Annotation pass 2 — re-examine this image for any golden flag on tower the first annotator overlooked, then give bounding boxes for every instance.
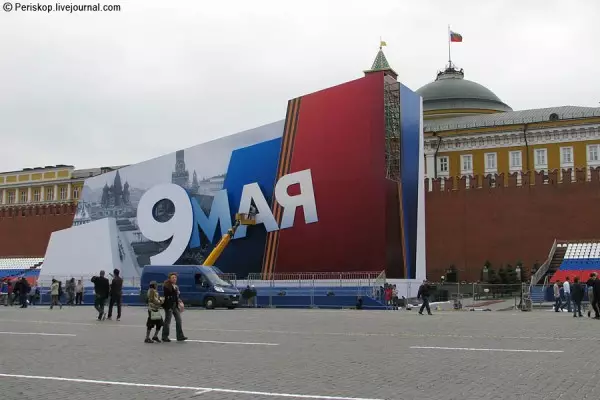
[380,40,387,47]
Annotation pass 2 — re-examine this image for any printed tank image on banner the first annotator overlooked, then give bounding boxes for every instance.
[42,71,426,281]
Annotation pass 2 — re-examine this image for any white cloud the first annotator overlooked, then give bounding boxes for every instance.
[0,0,598,171]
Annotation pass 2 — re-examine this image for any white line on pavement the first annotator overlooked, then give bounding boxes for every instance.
[0,331,76,337]
[0,373,384,400]
[2,318,599,342]
[186,339,279,346]
[410,346,564,353]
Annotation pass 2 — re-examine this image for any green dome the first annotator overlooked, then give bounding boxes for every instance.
[416,67,512,113]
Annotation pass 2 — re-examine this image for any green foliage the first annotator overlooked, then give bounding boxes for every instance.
[498,266,508,284]
[505,264,518,284]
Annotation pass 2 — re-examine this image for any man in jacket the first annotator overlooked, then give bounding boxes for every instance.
[91,270,110,320]
[587,273,597,318]
[571,276,585,318]
[107,269,123,321]
[18,277,30,308]
[592,273,600,320]
[417,279,432,315]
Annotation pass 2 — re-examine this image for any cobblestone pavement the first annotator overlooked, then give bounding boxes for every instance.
[1,306,599,400]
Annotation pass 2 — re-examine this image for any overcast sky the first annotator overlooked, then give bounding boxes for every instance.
[1,0,598,172]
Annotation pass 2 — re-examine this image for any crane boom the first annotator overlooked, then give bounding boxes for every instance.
[202,212,256,267]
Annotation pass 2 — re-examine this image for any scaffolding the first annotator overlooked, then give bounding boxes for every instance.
[384,81,401,182]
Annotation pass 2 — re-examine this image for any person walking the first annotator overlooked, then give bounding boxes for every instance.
[91,270,110,321]
[75,280,84,305]
[49,279,62,309]
[563,277,572,313]
[145,281,164,343]
[66,278,76,306]
[587,273,597,318]
[417,279,432,315]
[161,273,187,342]
[571,276,584,318]
[0,280,7,306]
[107,269,123,321]
[593,273,600,320]
[17,277,30,308]
[553,280,563,312]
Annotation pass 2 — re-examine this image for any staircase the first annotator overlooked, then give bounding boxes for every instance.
[543,245,567,282]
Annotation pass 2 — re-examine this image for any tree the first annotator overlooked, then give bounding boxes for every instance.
[488,266,500,284]
[505,264,518,284]
[498,266,508,284]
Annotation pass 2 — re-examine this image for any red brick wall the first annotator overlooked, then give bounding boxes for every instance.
[425,168,600,282]
[0,204,75,257]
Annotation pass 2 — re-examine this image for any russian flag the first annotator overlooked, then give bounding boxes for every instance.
[450,31,463,43]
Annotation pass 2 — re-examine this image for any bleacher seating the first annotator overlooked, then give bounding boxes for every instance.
[551,242,600,282]
[0,257,43,282]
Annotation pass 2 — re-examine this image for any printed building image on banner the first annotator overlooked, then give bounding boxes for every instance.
[42,71,426,280]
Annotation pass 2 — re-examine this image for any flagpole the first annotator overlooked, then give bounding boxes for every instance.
[447,24,452,68]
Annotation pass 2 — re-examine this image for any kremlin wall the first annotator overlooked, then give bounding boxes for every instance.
[2,47,600,282]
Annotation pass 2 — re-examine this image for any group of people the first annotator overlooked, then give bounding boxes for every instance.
[0,277,38,308]
[87,269,186,343]
[144,272,187,343]
[48,278,85,309]
[90,269,123,320]
[553,273,600,318]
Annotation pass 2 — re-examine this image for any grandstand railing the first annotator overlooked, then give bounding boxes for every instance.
[531,239,558,285]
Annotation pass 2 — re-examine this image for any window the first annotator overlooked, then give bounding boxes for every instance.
[7,191,15,204]
[46,188,53,201]
[20,190,27,203]
[534,148,548,169]
[485,152,497,172]
[73,187,80,199]
[560,147,573,167]
[509,151,522,169]
[60,186,67,200]
[461,154,473,173]
[437,156,449,175]
[588,144,599,164]
[33,188,40,202]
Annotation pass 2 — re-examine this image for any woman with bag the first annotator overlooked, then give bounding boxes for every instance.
[161,273,187,342]
[145,281,164,343]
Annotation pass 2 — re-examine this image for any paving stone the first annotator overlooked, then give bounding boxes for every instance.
[0,306,598,399]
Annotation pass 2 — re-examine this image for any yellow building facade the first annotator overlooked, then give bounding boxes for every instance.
[0,165,122,208]
[0,165,83,207]
[416,66,600,182]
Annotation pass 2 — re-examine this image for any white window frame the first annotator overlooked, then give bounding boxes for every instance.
[509,150,522,171]
[60,186,67,200]
[460,154,473,174]
[19,190,27,203]
[560,146,574,168]
[587,144,600,166]
[534,148,548,170]
[437,156,449,176]
[7,191,15,204]
[46,188,53,201]
[484,152,497,174]
[33,189,40,202]
[73,187,80,199]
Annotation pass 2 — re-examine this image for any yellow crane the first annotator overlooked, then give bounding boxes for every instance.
[202,211,257,267]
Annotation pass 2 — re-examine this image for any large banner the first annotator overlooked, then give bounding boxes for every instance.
[42,73,426,280]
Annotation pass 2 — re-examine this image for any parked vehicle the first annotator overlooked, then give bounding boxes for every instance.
[140,265,240,309]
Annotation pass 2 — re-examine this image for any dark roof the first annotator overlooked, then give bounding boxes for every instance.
[424,106,600,132]
[416,67,512,113]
